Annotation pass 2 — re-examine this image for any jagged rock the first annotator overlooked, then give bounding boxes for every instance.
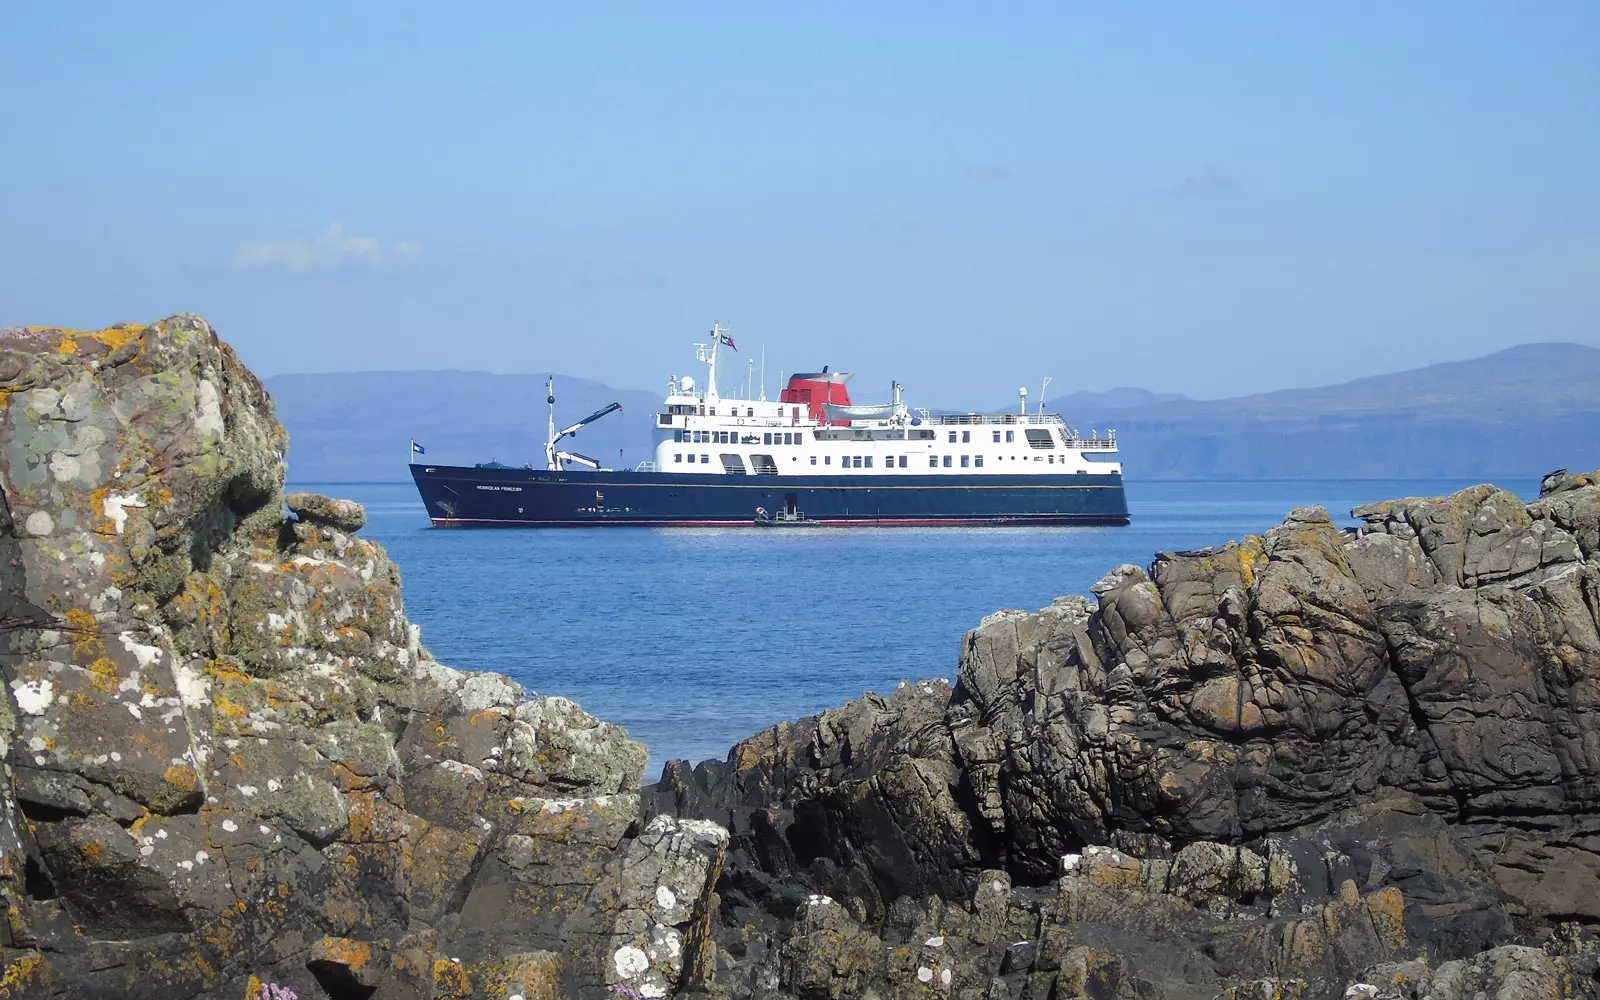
[283,490,367,532]
[0,318,663,999]
[1355,943,1589,999]
[606,815,729,998]
[655,468,1600,999]
[8,317,1600,1000]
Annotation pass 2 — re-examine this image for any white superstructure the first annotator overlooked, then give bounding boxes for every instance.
[645,327,1121,477]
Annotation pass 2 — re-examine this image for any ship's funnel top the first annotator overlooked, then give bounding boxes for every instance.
[781,370,854,423]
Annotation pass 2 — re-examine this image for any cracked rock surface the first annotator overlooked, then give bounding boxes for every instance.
[0,318,717,999]
[5,315,1600,1000]
[653,471,1600,999]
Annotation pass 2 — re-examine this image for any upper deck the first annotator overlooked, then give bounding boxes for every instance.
[638,326,1122,477]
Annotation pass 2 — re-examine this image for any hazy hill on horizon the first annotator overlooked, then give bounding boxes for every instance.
[266,371,661,482]
[1042,342,1600,478]
[269,342,1600,483]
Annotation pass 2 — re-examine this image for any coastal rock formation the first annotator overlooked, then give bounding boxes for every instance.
[5,313,1600,999]
[0,318,712,999]
[654,473,1600,998]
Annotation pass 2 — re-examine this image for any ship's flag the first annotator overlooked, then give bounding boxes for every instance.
[720,333,737,351]
[411,440,426,455]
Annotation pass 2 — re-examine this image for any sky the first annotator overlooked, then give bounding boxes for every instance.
[2,3,1596,403]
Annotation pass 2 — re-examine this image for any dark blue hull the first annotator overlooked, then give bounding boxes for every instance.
[410,464,1129,527]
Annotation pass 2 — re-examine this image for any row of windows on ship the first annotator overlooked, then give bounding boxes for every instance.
[674,428,1051,446]
[670,452,1077,469]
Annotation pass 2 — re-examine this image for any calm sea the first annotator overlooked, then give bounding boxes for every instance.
[295,478,1536,779]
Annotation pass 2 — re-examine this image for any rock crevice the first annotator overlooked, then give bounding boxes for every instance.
[654,471,1600,998]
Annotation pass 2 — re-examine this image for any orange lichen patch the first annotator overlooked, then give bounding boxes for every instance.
[78,841,104,862]
[243,974,265,1000]
[86,657,120,694]
[432,958,472,999]
[312,936,373,971]
[205,659,250,685]
[162,765,199,792]
[215,694,249,719]
[0,954,48,997]
[1364,886,1406,950]
[259,883,289,921]
[38,323,145,356]
[87,487,117,536]
[63,608,105,660]
[0,389,10,409]
[81,323,145,351]
[346,791,379,841]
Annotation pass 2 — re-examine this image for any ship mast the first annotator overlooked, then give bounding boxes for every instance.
[545,376,557,470]
[705,322,724,404]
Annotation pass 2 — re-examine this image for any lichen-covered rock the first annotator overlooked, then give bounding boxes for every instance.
[283,490,366,532]
[0,318,662,999]
[607,815,729,998]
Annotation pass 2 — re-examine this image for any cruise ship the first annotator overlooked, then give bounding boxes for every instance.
[409,327,1129,526]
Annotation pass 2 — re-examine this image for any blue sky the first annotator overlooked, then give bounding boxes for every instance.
[3,3,1595,402]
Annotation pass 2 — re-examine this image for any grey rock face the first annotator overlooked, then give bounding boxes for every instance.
[0,318,709,1000]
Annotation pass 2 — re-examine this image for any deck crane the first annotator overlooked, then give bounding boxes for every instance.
[544,376,623,471]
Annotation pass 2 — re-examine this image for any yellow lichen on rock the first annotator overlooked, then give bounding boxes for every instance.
[433,957,473,998]
[0,954,49,997]
[1365,886,1406,950]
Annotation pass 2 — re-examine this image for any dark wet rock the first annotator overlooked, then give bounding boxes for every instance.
[652,469,1600,999]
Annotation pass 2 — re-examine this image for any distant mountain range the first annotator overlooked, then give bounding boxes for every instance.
[268,343,1600,483]
[265,372,661,483]
[1039,343,1600,479]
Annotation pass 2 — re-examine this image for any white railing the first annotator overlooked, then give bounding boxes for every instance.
[1064,437,1117,450]
[929,412,1065,426]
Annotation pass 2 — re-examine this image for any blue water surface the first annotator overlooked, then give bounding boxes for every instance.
[294,478,1535,778]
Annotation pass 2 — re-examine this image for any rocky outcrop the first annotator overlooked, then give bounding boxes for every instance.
[654,473,1600,998]
[0,318,718,999]
[7,314,1600,1000]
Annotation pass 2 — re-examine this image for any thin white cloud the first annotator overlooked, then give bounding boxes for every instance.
[231,223,421,272]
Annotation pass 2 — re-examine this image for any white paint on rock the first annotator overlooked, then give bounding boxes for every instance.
[11,679,53,716]
[102,493,146,534]
[118,633,164,669]
[171,658,209,710]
